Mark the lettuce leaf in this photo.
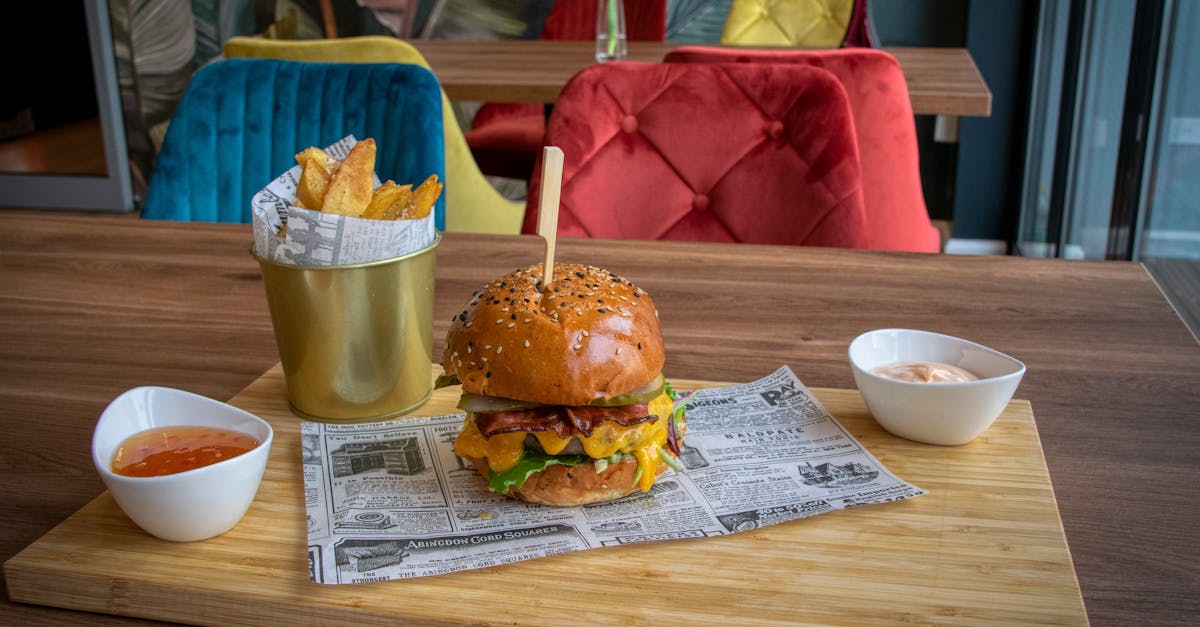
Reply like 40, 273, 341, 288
487, 451, 589, 494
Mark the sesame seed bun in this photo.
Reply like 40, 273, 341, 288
442, 263, 665, 406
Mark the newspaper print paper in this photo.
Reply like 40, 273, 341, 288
251, 135, 435, 266
301, 366, 927, 583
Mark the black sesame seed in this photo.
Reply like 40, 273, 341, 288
510, 313, 517, 320
575, 271, 585, 279
468, 340, 475, 346
597, 308, 606, 313
637, 342, 643, 350
597, 299, 605, 304
485, 371, 492, 378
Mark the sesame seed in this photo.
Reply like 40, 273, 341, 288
573, 344, 582, 350
524, 339, 531, 348
582, 330, 589, 336
496, 319, 503, 324
576, 310, 583, 316
501, 307, 509, 312
481, 356, 488, 362
507, 322, 515, 328
616, 347, 622, 355
496, 346, 503, 354
465, 322, 472, 327
523, 318, 532, 323
467, 346, 472, 354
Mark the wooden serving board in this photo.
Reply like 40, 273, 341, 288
5, 366, 1086, 625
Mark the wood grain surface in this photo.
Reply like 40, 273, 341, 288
410, 40, 993, 116
6, 365, 1085, 625
1, 213, 1197, 625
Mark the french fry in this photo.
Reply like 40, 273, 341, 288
361, 181, 414, 220
405, 174, 443, 220
320, 138, 376, 217
293, 147, 337, 211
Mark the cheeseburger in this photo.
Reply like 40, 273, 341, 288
441, 262, 685, 506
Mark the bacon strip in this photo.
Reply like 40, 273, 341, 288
474, 403, 654, 439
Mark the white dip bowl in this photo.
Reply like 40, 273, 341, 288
92, 386, 273, 542
848, 329, 1026, 446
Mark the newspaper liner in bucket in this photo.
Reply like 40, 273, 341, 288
301, 366, 927, 583
251, 135, 436, 266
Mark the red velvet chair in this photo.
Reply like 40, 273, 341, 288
464, 0, 667, 181
663, 46, 940, 253
521, 62, 868, 248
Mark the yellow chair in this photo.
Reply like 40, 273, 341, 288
720, 0, 855, 48
223, 36, 524, 234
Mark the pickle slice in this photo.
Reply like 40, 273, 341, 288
590, 373, 665, 407
457, 392, 542, 413
434, 373, 461, 389
456, 373, 664, 413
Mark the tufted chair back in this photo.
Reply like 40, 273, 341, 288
720, 0, 876, 48
222, 36, 524, 234
465, 0, 668, 182
142, 59, 444, 226
521, 62, 867, 248
664, 46, 939, 252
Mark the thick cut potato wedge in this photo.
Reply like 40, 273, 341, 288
406, 174, 442, 220
320, 138, 376, 217
361, 181, 414, 220
293, 147, 338, 211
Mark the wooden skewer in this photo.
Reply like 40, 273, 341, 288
536, 146, 564, 290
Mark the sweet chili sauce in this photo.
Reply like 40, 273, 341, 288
111, 426, 260, 477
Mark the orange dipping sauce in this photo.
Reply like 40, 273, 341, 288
111, 426, 260, 477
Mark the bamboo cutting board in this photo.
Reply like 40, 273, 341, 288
5, 365, 1086, 625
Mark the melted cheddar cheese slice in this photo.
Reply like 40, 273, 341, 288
454, 392, 675, 492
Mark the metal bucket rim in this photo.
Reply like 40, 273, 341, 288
250, 230, 441, 271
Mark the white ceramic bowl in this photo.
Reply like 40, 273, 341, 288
92, 386, 273, 542
848, 329, 1026, 446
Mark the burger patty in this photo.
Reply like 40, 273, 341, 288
473, 403, 655, 440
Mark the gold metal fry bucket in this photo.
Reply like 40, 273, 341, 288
253, 233, 439, 422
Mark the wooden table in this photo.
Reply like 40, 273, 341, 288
410, 40, 993, 117
1, 212, 1196, 624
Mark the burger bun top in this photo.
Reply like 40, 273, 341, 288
442, 263, 665, 406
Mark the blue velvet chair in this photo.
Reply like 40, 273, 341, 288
142, 59, 446, 228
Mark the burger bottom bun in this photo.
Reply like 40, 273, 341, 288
469, 456, 668, 507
